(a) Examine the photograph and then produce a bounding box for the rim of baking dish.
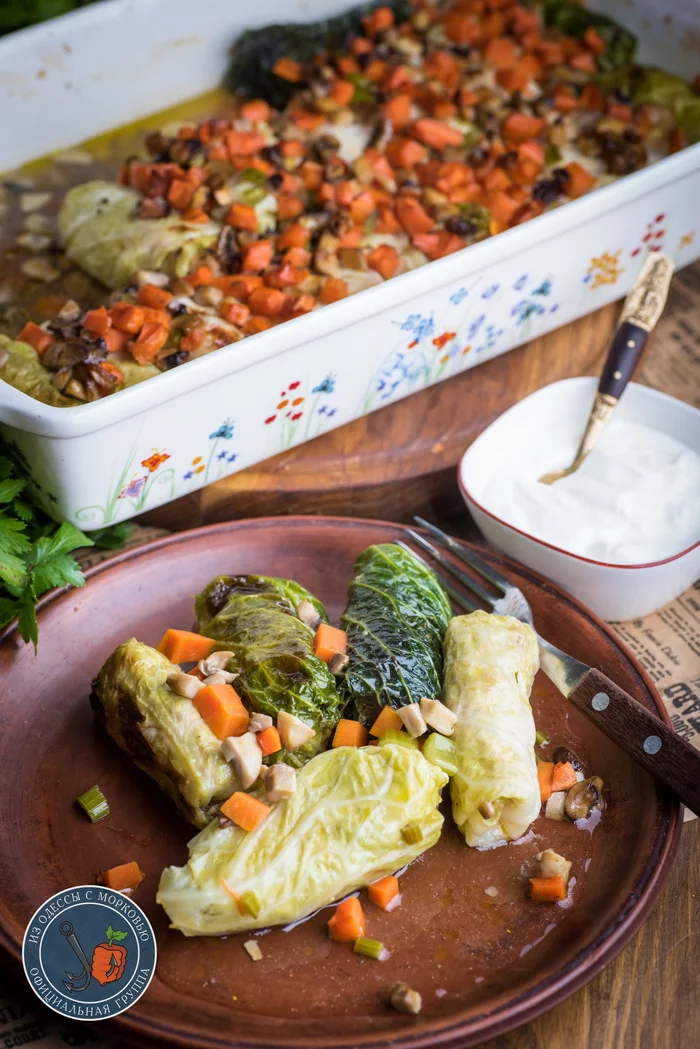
[1,142,699,439]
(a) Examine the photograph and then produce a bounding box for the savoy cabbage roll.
[195,574,343,764]
[0,335,75,406]
[443,611,540,847]
[91,638,238,827]
[340,544,452,725]
[57,180,220,288]
[158,742,448,936]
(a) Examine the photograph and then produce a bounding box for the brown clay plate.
[0,516,681,1049]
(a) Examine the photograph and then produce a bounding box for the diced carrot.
[257,725,282,756]
[167,179,194,211]
[221,791,271,832]
[386,136,427,168]
[101,360,124,383]
[517,140,545,167]
[267,261,308,288]
[34,294,67,320]
[226,202,258,231]
[368,875,399,911]
[362,4,393,35]
[481,10,507,37]
[411,230,464,260]
[329,79,355,106]
[300,161,324,190]
[314,623,347,662]
[551,761,577,792]
[607,101,633,122]
[483,36,518,70]
[82,306,110,337]
[483,166,511,192]
[131,322,168,364]
[226,131,267,159]
[564,161,596,199]
[279,138,305,158]
[349,189,376,223]
[278,195,305,220]
[100,861,145,892]
[103,328,130,354]
[179,324,207,353]
[537,39,564,65]
[332,719,369,749]
[351,35,373,55]
[220,299,251,326]
[246,315,274,334]
[366,243,400,279]
[194,683,249,740]
[273,56,304,82]
[432,101,458,120]
[291,109,326,132]
[502,112,546,143]
[137,284,173,309]
[364,58,386,83]
[241,98,272,123]
[328,896,365,942]
[537,760,554,803]
[396,194,434,234]
[225,274,264,300]
[338,226,363,248]
[424,49,460,85]
[377,204,401,233]
[383,64,411,92]
[569,51,597,73]
[529,875,567,902]
[385,94,412,129]
[157,628,215,664]
[369,706,404,737]
[412,118,463,150]
[17,321,52,356]
[247,285,287,317]
[291,293,316,315]
[483,190,521,224]
[443,11,480,45]
[336,54,359,78]
[189,265,214,287]
[285,246,311,268]
[109,303,146,335]
[242,240,273,272]
[554,87,579,113]
[319,277,349,304]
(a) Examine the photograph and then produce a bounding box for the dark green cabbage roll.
[340,543,452,725]
[195,575,343,764]
[91,638,239,827]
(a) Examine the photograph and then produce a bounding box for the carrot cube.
[194,684,249,740]
[314,623,347,662]
[100,860,145,891]
[368,875,399,910]
[157,629,215,664]
[332,719,368,749]
[220,791,271,832]
[369,706,404,737]
[257,726,282,756]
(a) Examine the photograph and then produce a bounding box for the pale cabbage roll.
[157,743,448,936]
[57,180,220,288]
[443,610,540,847]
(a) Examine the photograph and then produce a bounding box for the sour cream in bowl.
[459,377,700,621]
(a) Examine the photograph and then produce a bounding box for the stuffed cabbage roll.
[158,742,448,936]
[0,335,74,406]
[340,544,452,725]
[57,181,220,288]
[443,611,540,847]
[91,638,238,827]
[195,574,342,764]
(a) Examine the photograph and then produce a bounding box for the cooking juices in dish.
[84,542,605,1005]
[1,1,699,405]
[481,418,700,564]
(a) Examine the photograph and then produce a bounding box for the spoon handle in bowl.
[568,667,700,816]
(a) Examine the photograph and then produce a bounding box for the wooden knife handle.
[598,320,648,399]
[568,667,700,816]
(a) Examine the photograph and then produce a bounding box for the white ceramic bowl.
[458,377,700,621]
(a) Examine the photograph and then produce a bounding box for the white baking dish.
[459,377,700,621]
[1,0,699,529]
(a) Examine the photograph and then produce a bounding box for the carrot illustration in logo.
[91,925,129,985]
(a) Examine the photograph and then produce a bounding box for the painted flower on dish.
[209,421,234,440]
[631,214,666,257]
[140,450,170,473]
[583,250,623,289]
[118,475,147,499]
[449,287,468,305]
[481,284,499,300]
[432,331,457,351]
[313,375,336,395]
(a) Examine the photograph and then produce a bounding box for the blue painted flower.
[583,274,592,284]
[209,420,234,440]
[313,375,336,395]
[468,314,485,339]
[399,314,421,331]
[183,470,194,480]
[449,287,468,305]
[217,450,228,460]
[119,475,147,499]
[326,407,337,418]
[481,284,499,300]
[227,453,237,463]
[413,316,435,341]
[533,279,552,296]
[513,273,528,291]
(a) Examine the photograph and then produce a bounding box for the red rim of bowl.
[0,516,683,1049]
[458,459,700,571]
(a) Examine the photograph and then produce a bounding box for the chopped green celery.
[535,730,551,747]
[378,730,418,750]
[243,186,267,206]
[353,937,388,960]
[422,732,458,777]
[401,821,423,845]
[76,785,110,823]
[240,167,267,185]
[239,891,261,918]
[544,143,562,167]
[462,126,482,150]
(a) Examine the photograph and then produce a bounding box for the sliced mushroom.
[313,230,341,277]
[198,652,236,677]
[221,732,262,789]
[20,191,52,213]
[396,702,427,738]
[166,671,205,699]
[296,599,322,630]
[277,710,316,752]
[544,791,567,821]
[389,983,422,1015]
[56,299,83,324]
[194,285,224,308]
[265,763,297,802]
[249,712,274,734]
[537,849,572,882]
[136,268,170,288]
[20,257,60,282]
[338,247,368,271]
[203,671,233,686]
[565,776,604,821]
[419,698,457,737]
[478,801,496,819]
[328,652,349,675]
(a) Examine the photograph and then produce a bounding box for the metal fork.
[397,517,700,816]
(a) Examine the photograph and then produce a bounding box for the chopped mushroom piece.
[544,791,568,821]
[389,982,422,1015]
[296,599,322,630]
[537,849,572,883]
[198,651,235,673]
[328,652,349,675]
[20,192,52,213]
[396,703,427,738]
[277,710,316,752]
[202,670,237,686]
[221,732,263,789]
[166,671,206,699]
[265,763,297,803]
[249,712,274,734]
[20,257,60,282]
[243,939,263,961]
[419,698,457,737]
[478,801,496,820]
[565,776,604,821]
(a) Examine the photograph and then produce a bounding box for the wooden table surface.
[141,268,700,1048]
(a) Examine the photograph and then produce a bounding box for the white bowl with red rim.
[458,376,700,622]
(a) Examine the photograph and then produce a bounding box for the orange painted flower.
[432,331,456,350]
[141,451,170,473]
